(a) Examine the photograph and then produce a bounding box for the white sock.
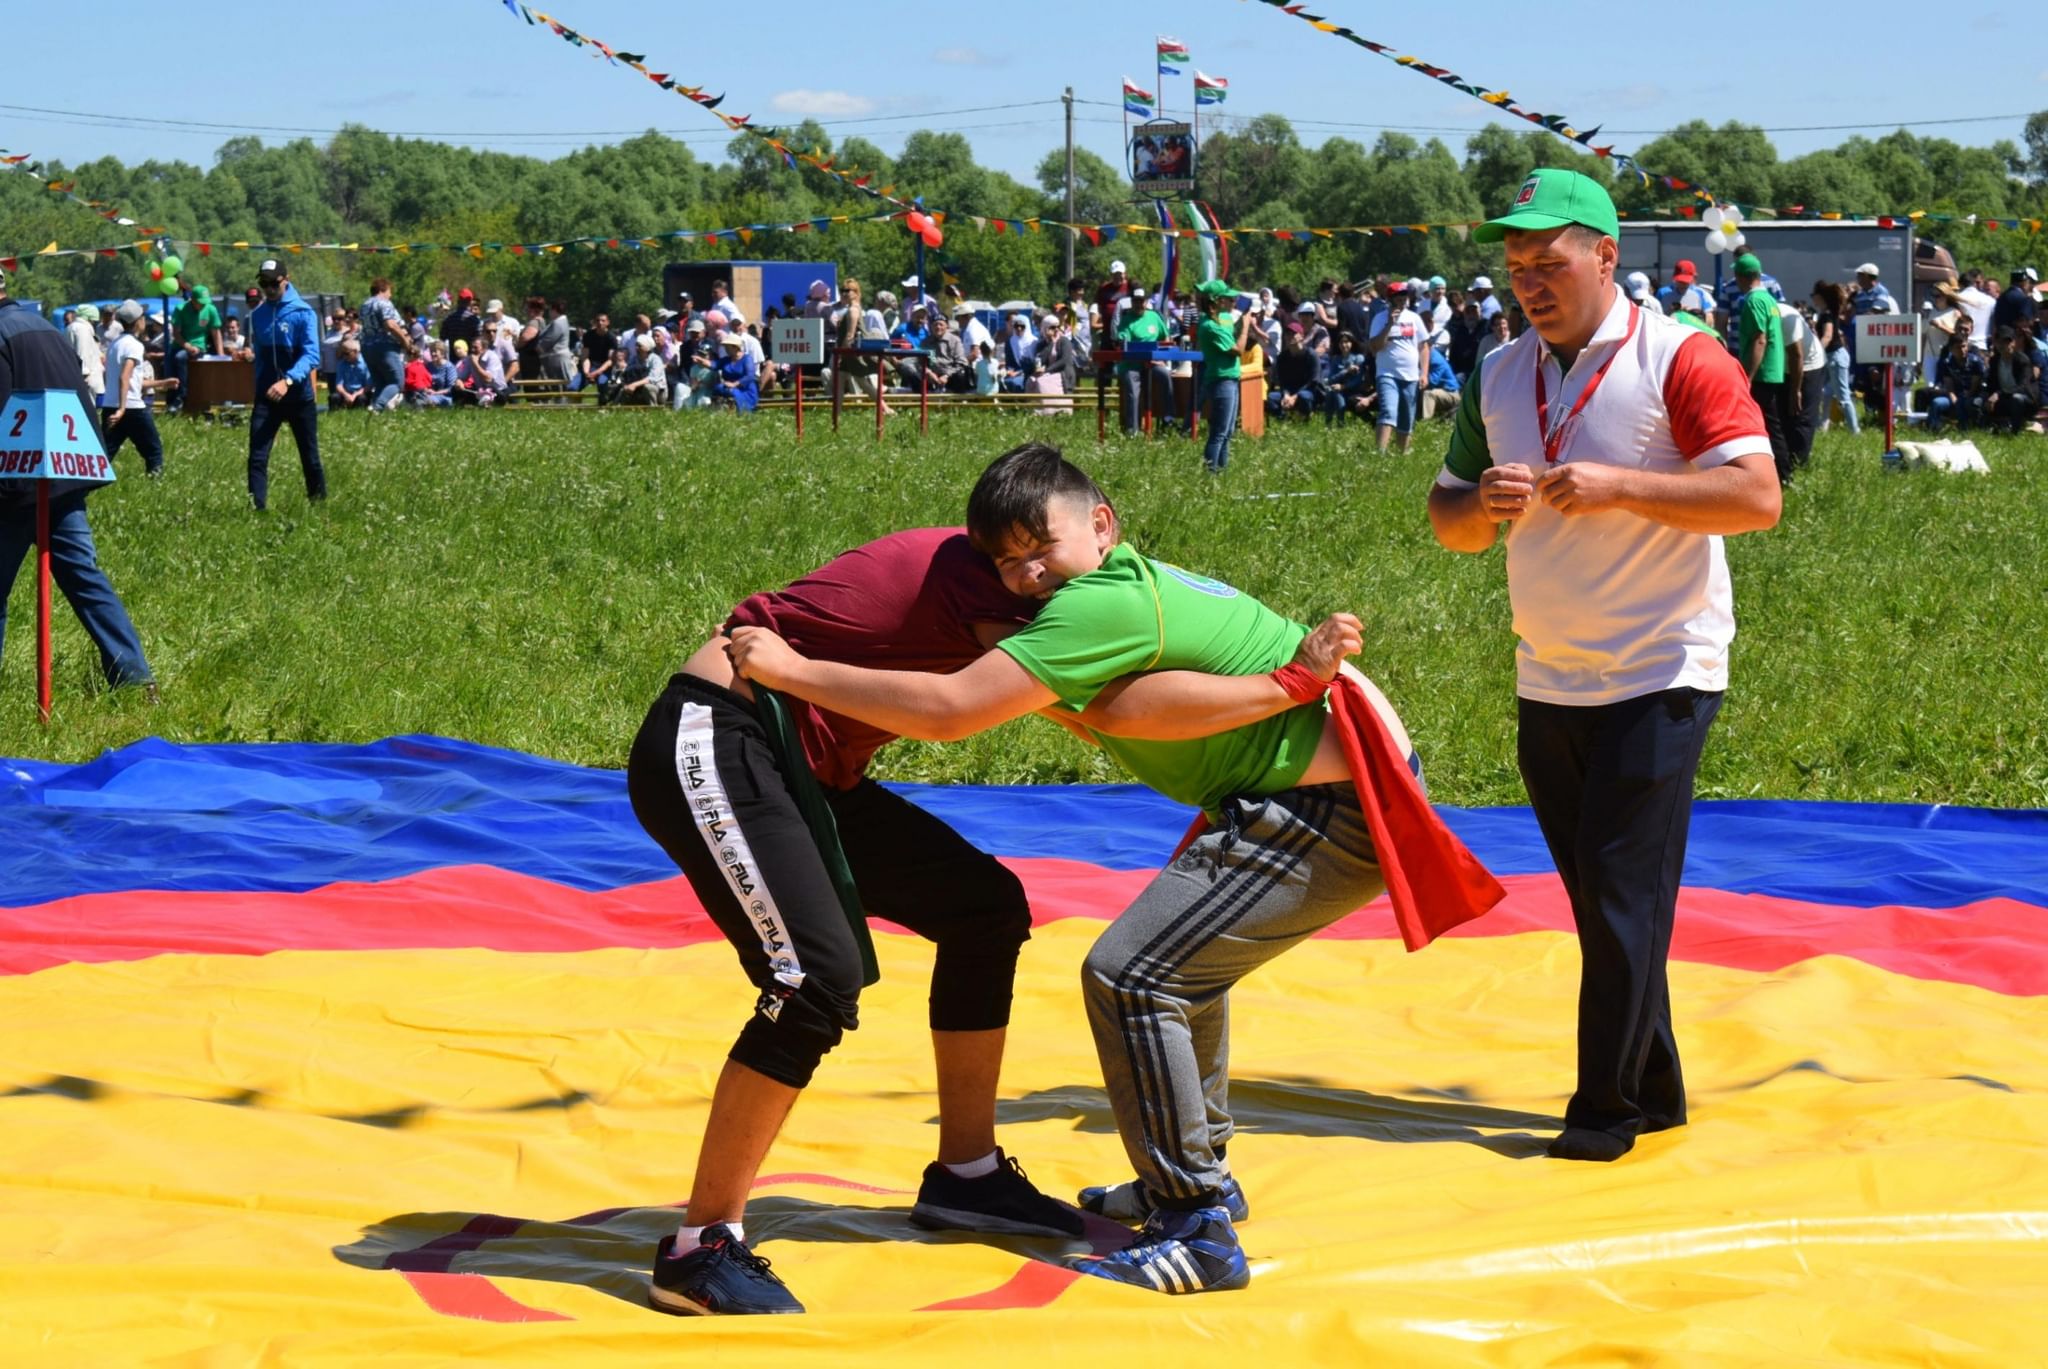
[942,1148,1000,1180]
[675,1221,744,1249]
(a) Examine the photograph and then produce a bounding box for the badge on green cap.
[1475,168,1621,244]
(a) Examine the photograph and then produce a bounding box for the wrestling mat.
[3,737,2044,1365]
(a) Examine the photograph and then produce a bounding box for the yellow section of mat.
[2,923,2045,1365]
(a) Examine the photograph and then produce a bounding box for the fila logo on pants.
[674,704,805,997]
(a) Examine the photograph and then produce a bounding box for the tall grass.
[3,406,2042,809]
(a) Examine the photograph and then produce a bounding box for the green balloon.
[161,254,183,277]
[160,276,182,297]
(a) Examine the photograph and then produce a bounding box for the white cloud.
[932,46,1007,68]
[769,89,877,118]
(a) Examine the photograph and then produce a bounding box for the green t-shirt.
[996,543,1325,812]
[1672,308,1717,335]
[1197,314,1242,378]
[1738,288,1784,385]
[1117,308,1169,376]
[173,300,222,351]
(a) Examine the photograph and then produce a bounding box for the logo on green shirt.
[1159,563,1239,599]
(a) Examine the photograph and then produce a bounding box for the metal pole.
[35,478,51,723]
[1875,360,1892,450]
[1063,87,1076,283]
[795,366,804,443]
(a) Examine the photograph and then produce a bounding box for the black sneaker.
[909,1149,1085,1238]
[648,1227,804,1316]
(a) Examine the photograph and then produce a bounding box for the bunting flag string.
[8,202,2034,278]
[0,213,900,277]
[504,5,925,216]
[1,147,165,237]
[1238,0,1724,203]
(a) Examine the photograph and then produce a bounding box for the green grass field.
[2,406,2043,809]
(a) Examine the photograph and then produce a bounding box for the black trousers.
[1784,368,1823,469]
[247,395,326,510]
[1517,687,1722,1142]
[627,674,1031,1089]
[1751,377,1792,484]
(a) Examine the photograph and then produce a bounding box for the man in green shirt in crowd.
[1193,278,1242,473]
[1734,253,1792,484]
[1117,285,1175,436]
[169,285,224,413]
[731,442,1423,1298]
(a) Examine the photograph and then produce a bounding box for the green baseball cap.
[1474,168,1621,244]
[1194,278,1234,299]
[1733,252,1762,278]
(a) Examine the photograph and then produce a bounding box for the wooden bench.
[510,379,602,405]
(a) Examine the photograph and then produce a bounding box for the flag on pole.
[1122,77,1154,118]
[1194,71,1227,106]
[1156,37,1189,76]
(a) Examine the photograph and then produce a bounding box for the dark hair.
[524,295,546,314]
[1812,280,1846,315]
[712,278,730,293]
[371,277,392,295]
[967,443,1113,555]
[1336,282,1355,299]
[1559,224,1608,253]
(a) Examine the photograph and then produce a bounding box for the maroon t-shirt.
[725,527,1039,789]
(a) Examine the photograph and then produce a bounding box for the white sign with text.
[770,318,825,365]
[1854,315,1920,366]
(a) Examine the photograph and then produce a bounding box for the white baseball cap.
[1110,259,1127,274]
[1625,270,1652,301]
[1469,275,1493,290]
[901,275,921,288]
[1854,262,1880,277]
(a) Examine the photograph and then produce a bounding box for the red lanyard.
[1534,303,1639,464]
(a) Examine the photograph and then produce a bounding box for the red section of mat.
[3,860,2042,996]
[398,1271,572,1323]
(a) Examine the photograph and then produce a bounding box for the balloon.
[921,225,943,249]
[905,211,928,235]
[148,262,164,281]
[160,276,182,296]
[161,254,183,277]
[1703,232,1727,254]
[1702,206,1728,231]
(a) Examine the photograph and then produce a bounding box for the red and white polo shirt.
[1437,286,1770,705]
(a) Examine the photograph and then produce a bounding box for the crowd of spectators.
[48,253,2046,454]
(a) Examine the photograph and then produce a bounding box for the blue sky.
[4,1,2040,192]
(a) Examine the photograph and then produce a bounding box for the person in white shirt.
[1367,279,1431,454]
[65,304,105,401]
[1428,168,1781,1166]
[952,304,993,357]
[1777,300,1825,472]
[1954,279,1997,348]
[709,279,746,329]
[1626,272,1665,317]
[97,300,164,476]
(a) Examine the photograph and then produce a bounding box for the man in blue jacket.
[0,271,154,693]
[247,258,327,512]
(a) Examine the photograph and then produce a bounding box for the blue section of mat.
[6,737,2045,910]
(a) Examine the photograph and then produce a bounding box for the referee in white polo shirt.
[1426,170,1781,1162]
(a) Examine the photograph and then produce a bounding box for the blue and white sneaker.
[1073,1205,1249,1295]
[648,1227,804,1316]
[1078,1173,1250,1225]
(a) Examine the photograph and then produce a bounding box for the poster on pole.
[1130,121,1196,196]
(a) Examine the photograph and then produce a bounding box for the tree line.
[4,112,2044,319]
